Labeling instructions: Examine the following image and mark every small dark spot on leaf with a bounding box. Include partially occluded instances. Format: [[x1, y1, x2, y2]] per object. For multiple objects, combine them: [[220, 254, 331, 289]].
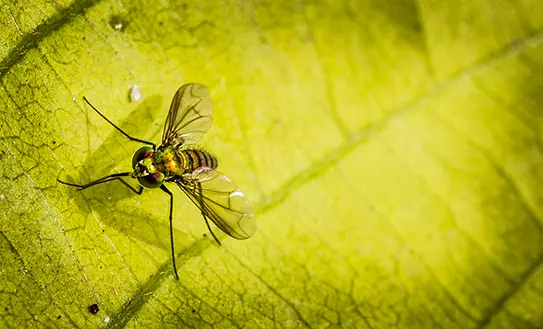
[[102, 229, 105, 232], [191, 309, 195, 313], [82, 36, 86, 40], [4, 307, 8, 311], [57, 315, 61, 319], [88, 303, 99, 315], [109, 15, 129, 32], [203, 233, 207, 237], [52, 141, 56, 144], [158, 21, 163, 26]]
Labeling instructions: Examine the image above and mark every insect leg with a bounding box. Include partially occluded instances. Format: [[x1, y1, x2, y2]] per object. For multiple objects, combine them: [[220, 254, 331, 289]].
[[197, 182, 221, 246], [57, 172, 143, 195], [83, 97, 156, 149], [159, 184, 179, 280]]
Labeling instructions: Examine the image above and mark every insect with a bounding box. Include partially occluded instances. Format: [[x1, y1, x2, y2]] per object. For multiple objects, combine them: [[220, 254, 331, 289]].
[[58, 83, 256, 279]]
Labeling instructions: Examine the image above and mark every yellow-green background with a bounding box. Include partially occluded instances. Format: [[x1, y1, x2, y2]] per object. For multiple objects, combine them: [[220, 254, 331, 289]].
[[1, 0, 542, 328]]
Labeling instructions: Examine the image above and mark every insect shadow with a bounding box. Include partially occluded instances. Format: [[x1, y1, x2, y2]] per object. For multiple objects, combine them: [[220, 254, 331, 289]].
[[59, 94, 197, 255]]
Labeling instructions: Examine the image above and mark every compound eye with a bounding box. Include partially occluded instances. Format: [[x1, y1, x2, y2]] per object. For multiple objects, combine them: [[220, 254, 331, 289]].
[[132, 146, 153, 169], [137, 173, 164, 189]]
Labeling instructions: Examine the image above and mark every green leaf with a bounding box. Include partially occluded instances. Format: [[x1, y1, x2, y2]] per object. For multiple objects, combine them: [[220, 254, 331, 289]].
[[1, 1, 543, 328]]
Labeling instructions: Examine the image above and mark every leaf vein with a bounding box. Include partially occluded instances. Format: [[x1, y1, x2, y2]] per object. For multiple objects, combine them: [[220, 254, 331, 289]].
[[476, 252, 543, 328], [0, 0, 101, 80]]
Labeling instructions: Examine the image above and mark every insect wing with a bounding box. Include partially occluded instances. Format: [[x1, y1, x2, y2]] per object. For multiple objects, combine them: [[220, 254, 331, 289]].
[[177, 168, 256, 239], [161, 83, 213, 148]]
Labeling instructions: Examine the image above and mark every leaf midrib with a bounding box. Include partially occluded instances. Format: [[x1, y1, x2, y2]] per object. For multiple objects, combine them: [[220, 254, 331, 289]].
[[0, 0, 100, 79]]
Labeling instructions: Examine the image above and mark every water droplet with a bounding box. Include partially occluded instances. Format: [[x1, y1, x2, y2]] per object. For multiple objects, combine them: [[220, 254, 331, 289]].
[[129, 84, 142, 102], [109, 15, 129, 31]]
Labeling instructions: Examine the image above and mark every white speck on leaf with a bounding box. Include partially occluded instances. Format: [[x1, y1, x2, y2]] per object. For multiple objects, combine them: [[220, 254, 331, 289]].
[[129, 84, 142, 102]]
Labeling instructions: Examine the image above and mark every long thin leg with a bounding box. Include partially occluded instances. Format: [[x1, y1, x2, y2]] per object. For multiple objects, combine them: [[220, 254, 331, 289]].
[[83, 97, 156, 149], [58, 172, 143, 194], [160, 184, 179, 280], [197, 182, 221, 246]]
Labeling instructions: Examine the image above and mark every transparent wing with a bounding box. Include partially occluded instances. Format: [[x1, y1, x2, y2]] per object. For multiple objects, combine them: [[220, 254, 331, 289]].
[[161, 83, 213, 148], [176, 168, 256, 240]]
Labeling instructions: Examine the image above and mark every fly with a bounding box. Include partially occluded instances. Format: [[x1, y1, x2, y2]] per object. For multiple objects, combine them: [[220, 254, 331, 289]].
[[58, 83, 256, 279]]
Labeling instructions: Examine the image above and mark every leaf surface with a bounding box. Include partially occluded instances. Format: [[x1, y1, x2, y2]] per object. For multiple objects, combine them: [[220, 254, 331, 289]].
[[1, 1, 543, 328]]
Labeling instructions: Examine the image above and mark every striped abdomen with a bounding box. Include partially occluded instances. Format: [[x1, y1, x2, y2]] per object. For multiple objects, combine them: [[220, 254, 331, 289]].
[[180, 149, 218, 172]]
